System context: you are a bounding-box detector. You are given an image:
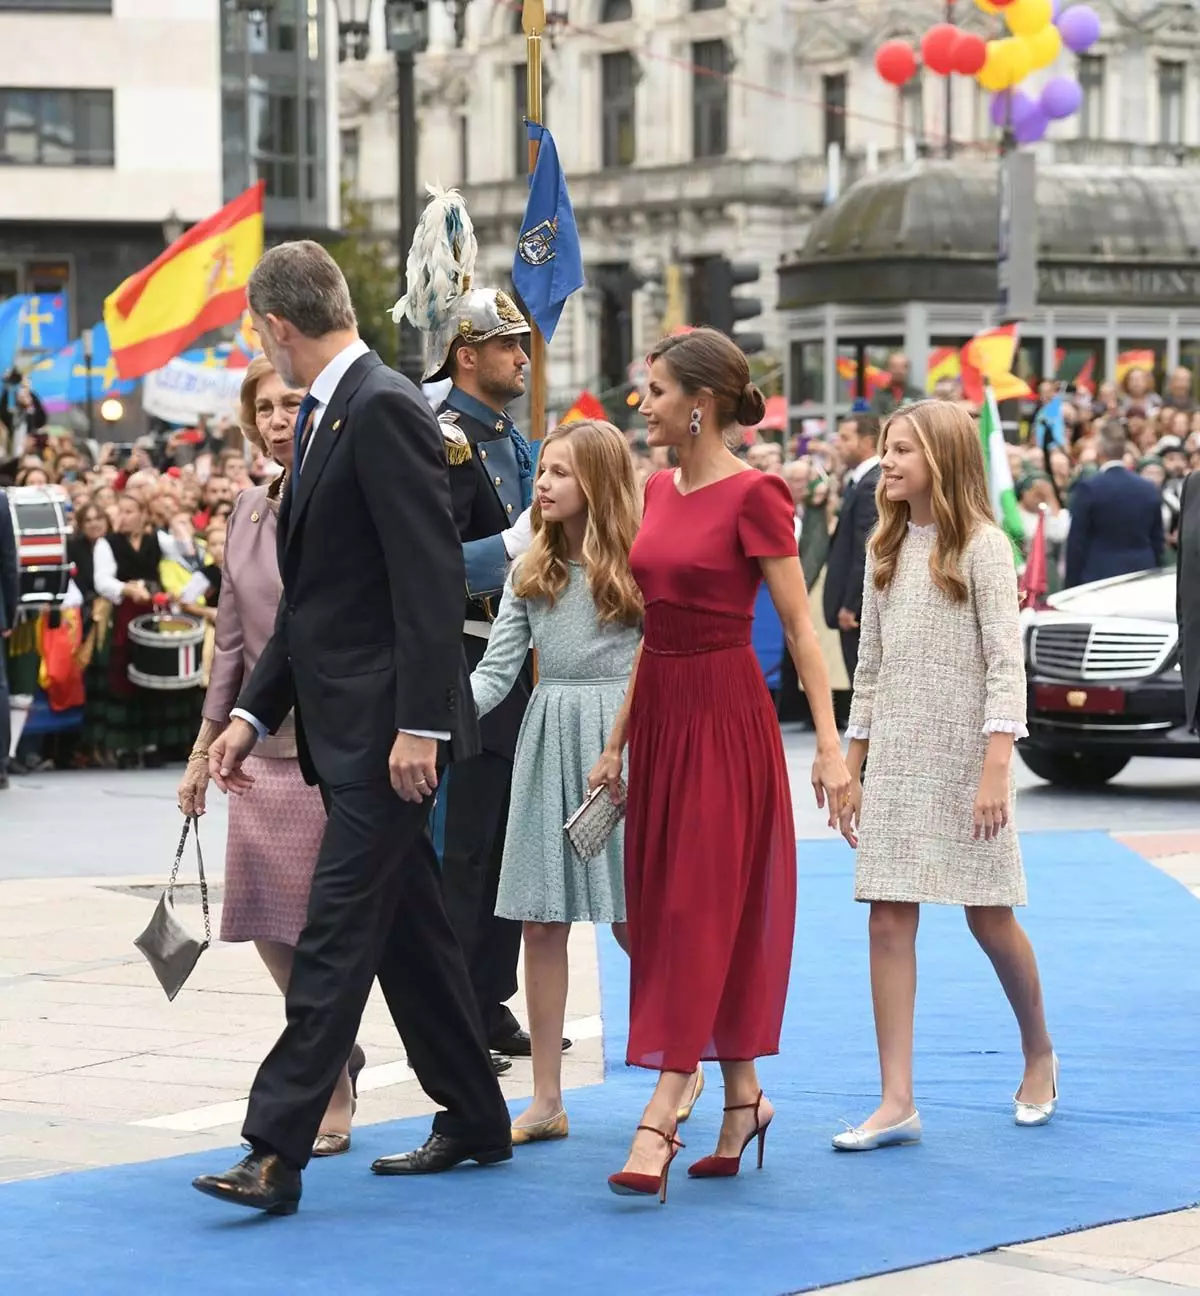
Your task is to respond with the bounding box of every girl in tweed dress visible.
[833,400,1058,1152]
[470,420,642,1147]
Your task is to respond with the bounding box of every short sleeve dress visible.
[624,469,799,1072]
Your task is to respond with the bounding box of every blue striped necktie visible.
[293,393,319,472]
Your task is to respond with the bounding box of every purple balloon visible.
[1057,4,1101,54]
[990,89,1034,130]
[1013,103,1050,144]
[1041,75,1083,120]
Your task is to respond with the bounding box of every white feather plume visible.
[391,185,478,332]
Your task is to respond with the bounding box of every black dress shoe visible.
[192,1149,301,1215]
[491,1051,513,1076]
[489,1027,572,1057]
[371,1131,512,1176]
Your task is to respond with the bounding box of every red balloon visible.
[921,24,960,76]
[875,39,918,87]
[951,30,988,75]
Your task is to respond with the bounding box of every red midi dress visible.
[624,468,798,1072]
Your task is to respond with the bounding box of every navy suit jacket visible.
[1064,465,1164,589]
[0,489,17,634]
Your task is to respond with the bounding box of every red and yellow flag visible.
[104,182,265,380]
[1115,349,1155,387]
[560,390,608,424]
[959,324,1033,404]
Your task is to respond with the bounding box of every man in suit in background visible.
[824,414,882,683]
[1065,420,1164,588]
[0,488,16,790]
[193,241,509,1217]
[1176,470,1199,734]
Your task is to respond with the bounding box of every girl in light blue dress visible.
[471,418,641,1146]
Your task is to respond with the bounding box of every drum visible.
[8,486,70,607]
[126,612,205,691]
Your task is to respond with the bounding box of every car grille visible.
[1031,622,1174,681]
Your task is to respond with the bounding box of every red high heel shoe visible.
[607,1124,684,1204]
[687,1090,772,1178]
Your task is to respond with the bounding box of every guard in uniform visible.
[397,188,569,1060]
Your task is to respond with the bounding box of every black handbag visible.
[133,815,211,1002]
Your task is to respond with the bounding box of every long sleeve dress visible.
[848,522,1029,907]
[471,563,639,924]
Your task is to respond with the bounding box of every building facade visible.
[0,0,339,344]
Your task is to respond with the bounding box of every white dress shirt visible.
[848,454,880,487]
[232,338,451,745]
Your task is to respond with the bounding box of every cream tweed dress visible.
[847,522,1028,906]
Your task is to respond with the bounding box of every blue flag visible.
[0,296,27,374]
[0,294,70,373]
[512,124,584,343]
[1033,394,1066,451]
[27,322,135,410]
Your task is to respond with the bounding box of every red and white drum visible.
[7,486,70,607]
[127,612,205,691]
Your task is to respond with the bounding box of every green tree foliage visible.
[326,191,398,368]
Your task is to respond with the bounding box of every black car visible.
[1021,569,1197,787]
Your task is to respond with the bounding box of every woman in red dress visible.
[591,328,849,1203]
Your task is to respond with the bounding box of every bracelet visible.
[187,748,209,764]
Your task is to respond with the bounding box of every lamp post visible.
[80,327,94,439]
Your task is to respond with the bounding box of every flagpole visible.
[522,0,547,442]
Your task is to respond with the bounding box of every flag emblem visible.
[518,219,559,267]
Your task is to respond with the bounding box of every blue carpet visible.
[3,830,1199,1296]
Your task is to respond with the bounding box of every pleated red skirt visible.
[623,600,796,1072]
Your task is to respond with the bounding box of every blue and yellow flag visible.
[512,124,584,343]
[0,294,70,371]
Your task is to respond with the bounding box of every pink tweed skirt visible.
[220,754,327,946]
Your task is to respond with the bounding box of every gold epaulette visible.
[438,410,473,466]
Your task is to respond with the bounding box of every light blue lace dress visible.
[471,563,640,923]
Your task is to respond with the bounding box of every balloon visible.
[1041,73,1083,118]
[1056,4,1101,53]
[990,87,1033,128]
[976,40,1012,91]
[1005,0,1053,36]
[952,31,988,75]
[1013,102,1049,143]
[1001,35,1034,84]
[875,39,919,86]
[976,0,1017,9]
[921,23,960,75]
[1024,23,1062,69]
[1010,87,1044,131]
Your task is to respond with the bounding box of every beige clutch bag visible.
[564,782,627,861]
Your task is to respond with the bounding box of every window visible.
[0,0,110,9]
[692,40,729,160]
[340,127,359,195]
[822,73,846,153]
[1159,60,1185,146]
[513,63,528,177]
[898,77,923,146]
[1079,55,1105,138]
[601,52,636,168]
[250,90,300,198]
[271,0,299,53]
[789,341,825,405]
[600,0,632,19]
[692,0,726,8]
[0,88,113,167]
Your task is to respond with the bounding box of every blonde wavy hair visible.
[871,400,996,604]
[237,355,277,452]
[513,419,643,626]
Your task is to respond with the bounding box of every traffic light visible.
[699,256,765,356]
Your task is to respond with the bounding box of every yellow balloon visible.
[975,0,1003,12]
[1005,0,1054,38]
[1023,23,1062,70]
[976,40,1011,92]
[1003,35,1034,83]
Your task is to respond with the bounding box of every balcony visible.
[1047,138,1200,168]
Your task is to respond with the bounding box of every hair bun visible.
[736,381,767,428]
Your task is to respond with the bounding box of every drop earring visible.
[689,407,702,437]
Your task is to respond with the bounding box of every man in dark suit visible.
[1177,470,1199,733]
[0,488,17,790]
[823,414,882,682]
[193,241,510,1217]
[1065,420,1164,588]
[423,287,570,1062]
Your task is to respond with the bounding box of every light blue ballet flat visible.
[831,1110,922,1152]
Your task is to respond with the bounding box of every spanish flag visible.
[103,183,265,380]
[959,324,1033,404]
[560,390,607,424]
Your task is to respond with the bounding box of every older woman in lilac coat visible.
[177,357,363,1156]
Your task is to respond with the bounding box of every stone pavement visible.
[1,761,1199,1292]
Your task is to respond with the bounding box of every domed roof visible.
[798,159,1200,264]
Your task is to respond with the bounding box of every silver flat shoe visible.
[832,1110,922,1152]
[1014,1052,1059,1127]
[312,1131,351,1157]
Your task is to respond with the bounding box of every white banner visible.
[142,357,245,425]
